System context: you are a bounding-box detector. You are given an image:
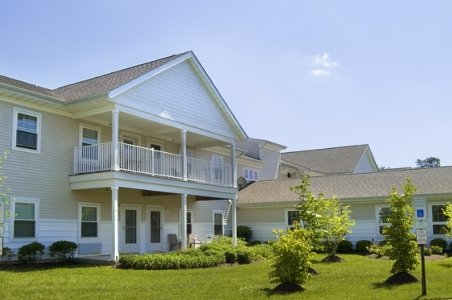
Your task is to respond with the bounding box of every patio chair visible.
[188,234,202,248]
[168,234,181,251]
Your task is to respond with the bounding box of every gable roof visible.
[238,166,452,205]
[0,53,188,103]
[281,144,375,175]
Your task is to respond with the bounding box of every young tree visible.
[444,203,452,238]
[383,178,418,283]
[270,223,313,292]
[291,175,355,261]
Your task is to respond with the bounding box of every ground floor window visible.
[286,210,300,229]
[377,206,391,235]
[79,203,100,238]
[213,212,223,236]
[431,204,449,235]
[12,197,39,238]
[187,211,192,235]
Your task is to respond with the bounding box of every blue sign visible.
[417,209,425,218]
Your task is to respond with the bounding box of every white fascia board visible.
[108,53,193,99]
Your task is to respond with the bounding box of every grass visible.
[1,254,452,299]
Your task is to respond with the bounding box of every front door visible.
[149,208,164,252]
[120,206,139,253]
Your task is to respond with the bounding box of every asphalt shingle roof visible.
[238,166,452,204]
[281,144,370,174]
[0,53,187,103]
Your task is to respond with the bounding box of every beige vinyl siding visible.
[238,207,285,224]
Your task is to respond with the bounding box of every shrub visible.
[270,226,313,286]
[236,248,252,264]
[431,245,443,255]
[430,238,448,251]
[355,240,373,253]
[224,249,237,264]
[1,247,14,262]
[49,240,78,261]
[18,242,45,263]
[250,244,274,260]
[423,247,432,256]
[367,244,391,258]
[249,240,262,246]
[449,241,452,252]
[119,250,224,270]
[337,240,353,253]
[237,226,252,243]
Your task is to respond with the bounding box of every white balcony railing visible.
[73,142,233,187]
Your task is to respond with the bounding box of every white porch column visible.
[181,194,188,250]
[181,129,187,181]
[231,142,237,188]
[232,195,238,246]
[111,109,120,171]
[111,186,119,262]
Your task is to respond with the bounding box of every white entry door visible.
[120,206,139,253]
[149,208,164,252]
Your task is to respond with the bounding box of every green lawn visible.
[1,254,452,299]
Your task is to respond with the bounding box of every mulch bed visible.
[385,271,418,284]
[273,282,304,294]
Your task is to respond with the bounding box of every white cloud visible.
[310,69,331,77]
[309,53,340,77]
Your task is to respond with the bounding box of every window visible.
[12,108,41,153]
[11,197,39,239]
[244,168,259,181]
[287,210,300,229]
[79,203,100,238]
[80,125,100,146]
[213,212,223,236]
[187,211,192,235]
[212,155,224,183]
[431,204,448,235]
[377,206,391,235]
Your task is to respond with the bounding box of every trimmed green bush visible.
[337,240,353,253]
[236,248,252,264]
[431,245,443,255]
[237,226,252,243]
[224,249,237,264]
[355,240,373,253]
[249,240,262,246]
[18,242,45,263]
[423,247,432,256]
[430,238,447,251]
[250,244,274,260]
[1,247,14,262]
[49,240,78,261]
[119,251,224,270]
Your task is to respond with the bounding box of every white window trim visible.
[120,131,141,146]
[376,205,390,236]
[79,123,101,146]
[285,209,300,229]
[78,202,101,240]
[430,202,448,236]
[212,210,224,236]
[10,196,39,241]
[146,137,164,150]
[12,107,42,154]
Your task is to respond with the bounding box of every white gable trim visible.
[108,52,247,141]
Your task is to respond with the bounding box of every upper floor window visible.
[80,125,101,147]
[212,155,224,183]
[431,204,449,235]
[244,168,259,181]
[12,108,41,153]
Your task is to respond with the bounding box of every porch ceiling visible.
[79,110,228,148]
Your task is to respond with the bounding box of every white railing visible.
[188,157,233,187]
[74,142,233,186]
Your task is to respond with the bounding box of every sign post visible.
[416,207,427,296]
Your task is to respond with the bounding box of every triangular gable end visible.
[109,52,247,141]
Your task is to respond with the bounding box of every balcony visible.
[73,142,233,187]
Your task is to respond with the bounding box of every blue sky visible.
[2,1,452,168]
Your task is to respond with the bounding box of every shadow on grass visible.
[0,261,107,273]
[438,261,452,269]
